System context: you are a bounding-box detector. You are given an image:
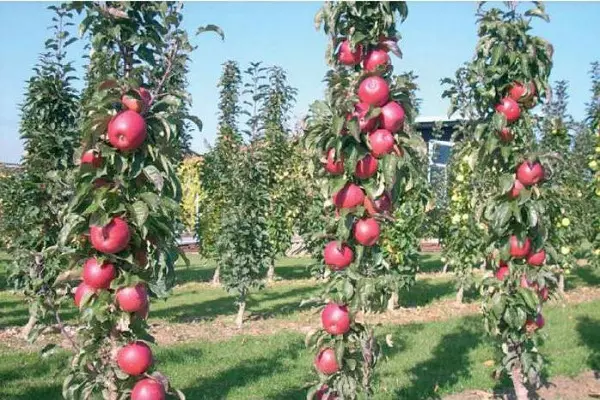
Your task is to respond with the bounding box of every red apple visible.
[92,178,112,189]
[80,149,103,168]
[90,217,131,254]
[131,378,166,400]
[314,347,340,375]
[508,81,536,104]
[364,192,392,216]
[321,303,351,335]
[82,258,116,289]
[516,161,544,186]
[527,249,546,266]
[107,110,147,151]
[325,148,344,175]
[498,127,513,142]
[380,101,405,133]
[116,283,148,313]
[74,282,96,308]
[351,102,378,133]
[121,94,144,114]
[353,218,380,246]
[509,235,531,259]
[332,183,365,209]
[494,262,509,281]
[135,300,150,320]
[368,129,395,158]
[337,40,362,66]
[117,341,153,376]
[363,48,390,73]
[520,274,531,289]
[495,97,521,123]
[323,241,353,271]
[525,313,545,332]
[355,154,378,179]
[137,88,153,108]
[358,76,389,107]
[538,286,549,302]
[316,385,337,400]
[508,179,524,199]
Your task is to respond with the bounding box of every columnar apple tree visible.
[586,62,600,264]
[0,4,80,339]
[58,2,217,398]
[303,2,427,398]
[444,3,557,398]
[177,155,204,234]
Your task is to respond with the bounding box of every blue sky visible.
[1,1,599,164]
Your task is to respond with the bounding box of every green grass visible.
[2,299,600,399]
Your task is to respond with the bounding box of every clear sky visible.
[1,1,599,164]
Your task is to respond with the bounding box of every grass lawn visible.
[1,299,599,399]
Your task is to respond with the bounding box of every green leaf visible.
[131,201,149,227]
[143,165,164,192]
[196,24,225,40]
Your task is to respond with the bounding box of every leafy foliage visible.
[177,155,204,233]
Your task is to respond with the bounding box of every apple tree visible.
[56,2,220,398]
[584,62,600,265]
[302,2,429,398]
[443,3,559,398]
[0,4,80,339]
[177,155,204,234]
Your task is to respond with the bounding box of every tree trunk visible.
[21,314,37,339]
[456,286,464,304]
[510,365,529,400]
[211,265,220,285]
[479,260,486,272]
[558,273,565,294]
[267,259,275,283]
[442,263,449,273]
[235,301,246,329]
[387,292,399,312]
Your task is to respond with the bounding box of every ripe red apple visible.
[364,192,392,216]
[137,88,153,108]
[509,235,531,259]
[516,161,544,186]
[525,314,545,332]
[323,241,353,271]
[117,341,153,376]
[352,102,378,133]
[131,378,166,400]
[321,303,351,335]
[74,282,96,308]
[538,286,549,302]
[121,94,144,114]
[314,347,340,375]
[495,97,521,123]
[363,48,390,73]
[508,81,536,103]
[90,217,131,254]
[80,149,103,168]
[354,218,380,246]
[355,154,378,179]
[337,40,362,66]
[82,258,116,289]
[107,110,147,151]
[508,179,524,199]
[332,183,365,209]
[368,129,395,158]
[520,274,531,289]
[380,101,405,133]
[135,300,150,320]
[494,262,509,281]
[325,148,344,175]
[358,76,389,107]
[526,249,546,266]
[116,283,148,313]
[316,385,337,400]
[498,127,513,142]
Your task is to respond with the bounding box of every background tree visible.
[444,3,558,398]
[585,62,600,265]
[178,155,204,234]
[303,2,429,398]
[0,4,80,339]
[198,60,243,284]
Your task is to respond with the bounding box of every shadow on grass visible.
[571,268,600,289]
[151,284,319,323]
[419,253,443,274]
[399,278,455,307]
[395,316,482,399]
[182,339,306,399]
[576,316,600,370]
[0,351,67,400]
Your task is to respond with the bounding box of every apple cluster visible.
[76,88,167,400]
[493,81,549,333]
[313,36,405,390]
